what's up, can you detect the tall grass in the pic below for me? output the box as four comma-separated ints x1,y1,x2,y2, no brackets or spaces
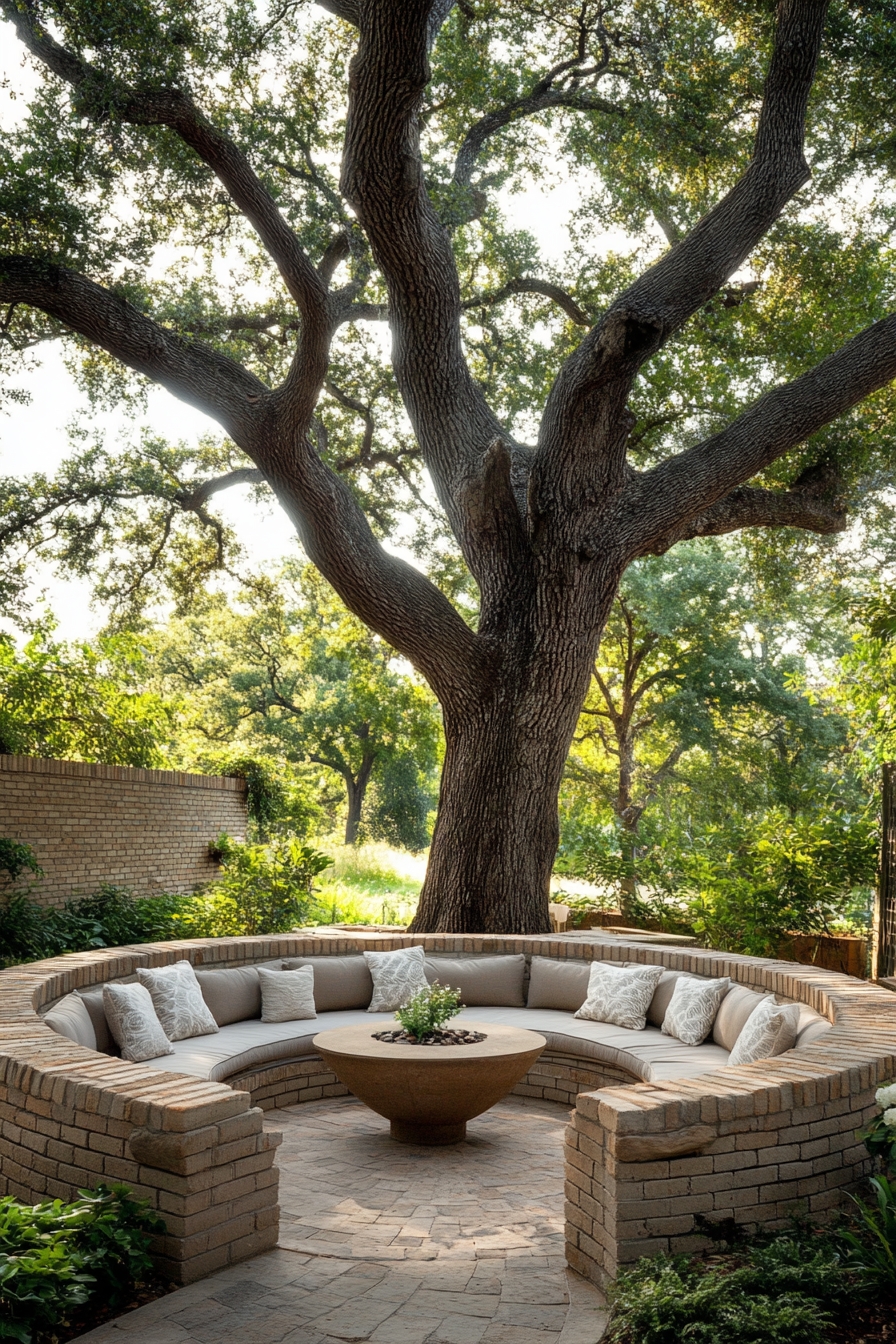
311,842,425,926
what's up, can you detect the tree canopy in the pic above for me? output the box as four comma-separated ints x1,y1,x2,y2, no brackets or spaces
2,0,896,930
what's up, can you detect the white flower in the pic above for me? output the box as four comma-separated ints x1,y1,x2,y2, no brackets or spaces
875,1083,896,1110
884,1108,896,1131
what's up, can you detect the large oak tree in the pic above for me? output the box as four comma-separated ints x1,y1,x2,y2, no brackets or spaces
2,0,896,931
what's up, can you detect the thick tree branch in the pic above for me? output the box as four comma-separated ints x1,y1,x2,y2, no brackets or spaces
176,468,267,512
1,4,485,713
623,0,826,338
639,481,847,556
622,313,896,556
341,0,522,588
0,267,472,701
262,434,488,706
0,257,268,442
316,0,360,24
534,0,829,504
1,2,328,332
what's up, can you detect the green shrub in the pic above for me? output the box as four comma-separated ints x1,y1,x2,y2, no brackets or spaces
0,886,203,967
0,834,334,964
394,983,462,1039
0,840,42,888
606,1231,852,1344
208,833,333,936
0,1184,164,1343
858,1080,896,1175
556,805,877,956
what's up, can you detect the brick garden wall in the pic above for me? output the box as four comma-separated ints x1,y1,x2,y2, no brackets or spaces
0,755,248,907
2,933,894,1287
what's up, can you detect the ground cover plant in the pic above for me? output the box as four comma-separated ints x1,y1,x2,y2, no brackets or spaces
605,1226,896,1344
0,1184,164,1344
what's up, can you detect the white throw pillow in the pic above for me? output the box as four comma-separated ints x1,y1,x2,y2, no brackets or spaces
103,983,173,1063
661,975,731,1046
136,961,219,1042
728,998,801,1066
364,945,429,1012
258,966,317,1023
574,962,664,1031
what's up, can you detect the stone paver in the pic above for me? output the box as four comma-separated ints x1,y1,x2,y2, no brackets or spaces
72,1095,608,1344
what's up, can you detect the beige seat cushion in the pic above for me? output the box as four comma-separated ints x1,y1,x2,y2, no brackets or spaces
424,954,526,1007
44,993,97,1050
145,1004,731,1086
794,1006,833,1047
196,966,262,1026
453,1006,732,1083
281,956,373,1011
646,970,682,1027
75,986,117,1054
712,984,772,1051
143,1007,394,1080
526,957,591,1012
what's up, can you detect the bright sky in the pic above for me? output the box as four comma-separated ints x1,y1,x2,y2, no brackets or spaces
0,16,616,641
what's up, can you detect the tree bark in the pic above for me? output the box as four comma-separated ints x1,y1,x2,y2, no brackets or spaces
412,568,621,933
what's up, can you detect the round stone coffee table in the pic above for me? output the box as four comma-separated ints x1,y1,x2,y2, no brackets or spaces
313,1021,546,1145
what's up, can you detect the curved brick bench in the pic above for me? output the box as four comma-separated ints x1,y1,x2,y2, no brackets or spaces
1,933,894,1288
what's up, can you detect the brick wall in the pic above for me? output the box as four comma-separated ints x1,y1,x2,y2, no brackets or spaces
3,933,895,1288
0,755,248,906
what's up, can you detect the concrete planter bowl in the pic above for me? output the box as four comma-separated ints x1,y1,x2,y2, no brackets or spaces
314,1020,546,1144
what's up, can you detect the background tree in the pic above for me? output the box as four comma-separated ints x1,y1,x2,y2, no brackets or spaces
3,0,896,929
151,565,441,845
559,539,870,934
570,538,857,834
0,622,171,765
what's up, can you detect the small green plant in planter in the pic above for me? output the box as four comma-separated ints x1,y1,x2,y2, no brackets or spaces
395,983,462,1041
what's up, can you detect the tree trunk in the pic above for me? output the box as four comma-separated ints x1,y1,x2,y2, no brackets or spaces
344,751,376,844
411,571,619,933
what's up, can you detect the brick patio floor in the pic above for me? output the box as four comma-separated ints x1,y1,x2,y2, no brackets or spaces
73,1095,608,1344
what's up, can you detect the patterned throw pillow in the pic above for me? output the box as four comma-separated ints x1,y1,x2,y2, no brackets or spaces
364,945,429,1012
136,961,219,1042
728,998,800,1066
258,966,317,1023
102,983,173,1063
661,975,731,1046
574,962,665,1031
